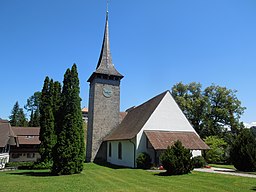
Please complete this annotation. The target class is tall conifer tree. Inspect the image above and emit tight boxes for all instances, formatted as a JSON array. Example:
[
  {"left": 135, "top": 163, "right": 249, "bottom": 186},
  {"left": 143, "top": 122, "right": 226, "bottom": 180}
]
[
  {"left": 39, "top": 77, "right": 57, "bottom": 163},
  {"left": 9, "top": 101, "right": 20, "bottom": 126},
  {"left": 9, "top": 101, "right": 28, "bottom": 127},
  {"left": 52, "top": 64, "right": 85, "bottom": 175},
  {"left": 17, "top": 108, "right": 28, "bottom": 127}
]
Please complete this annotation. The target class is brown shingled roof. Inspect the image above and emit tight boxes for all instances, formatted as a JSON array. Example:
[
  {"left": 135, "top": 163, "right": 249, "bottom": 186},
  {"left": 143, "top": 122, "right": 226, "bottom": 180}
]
[
  {"left": 119, "top": 112, "right": 127, "bottom": 123},
  {"left": 104, "top": 91, "right": 168, "bottom": 141},
  {"left": 17, "top": 136, "right": 40, "bottom": 145},
  {"left": 0, "top": 122, "right": 17, "bottom": 147},
  {"left": 12, "top": 127, "right": 40, "bottom": 145},
  {"left": 12, "top": 127, "right": 40, "bottom": 136},
  {"left": 0, "top": 119, "right": 9, "bottom": 124},
  {"left": 144, "top": 131, "right": 210, "bottom": 150}
]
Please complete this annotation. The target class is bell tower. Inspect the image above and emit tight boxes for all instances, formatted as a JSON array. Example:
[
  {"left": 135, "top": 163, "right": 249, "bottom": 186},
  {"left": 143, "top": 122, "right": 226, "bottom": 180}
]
[{"left": 86, "top": 10, "right": 123, "bottom": 162}]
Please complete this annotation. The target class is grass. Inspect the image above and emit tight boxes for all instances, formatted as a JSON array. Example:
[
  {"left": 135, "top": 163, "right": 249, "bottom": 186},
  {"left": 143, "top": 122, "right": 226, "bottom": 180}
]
[{"left": 0, "top": 163, "right": 255, "bottom": 192}]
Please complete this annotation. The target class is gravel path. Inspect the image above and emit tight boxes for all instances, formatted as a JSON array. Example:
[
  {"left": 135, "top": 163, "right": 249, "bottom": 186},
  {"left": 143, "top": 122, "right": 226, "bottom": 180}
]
[{"left": 194, "top": 167, "right": 256, "bottom": 178}]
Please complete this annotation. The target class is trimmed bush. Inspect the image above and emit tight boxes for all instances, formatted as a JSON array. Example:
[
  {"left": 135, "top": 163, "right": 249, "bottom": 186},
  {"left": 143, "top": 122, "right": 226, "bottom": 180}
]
[
  {"left": 192, "top": 156, "right": 206, "bottom": 168},
  {"left": 5, "top": 161, "right": 34, "bottom": 169},
  {"left": 32, "top": 161, "right": 52, "bottom": 170},
  {"left": 136, "top": 152, "right": 152, "bottom": 169},
  {"left": 160, "top": 140, "right": 193, "bottom": 175},
  {"left": 230, "top": 129, "right": 256, "bottom": 172}
]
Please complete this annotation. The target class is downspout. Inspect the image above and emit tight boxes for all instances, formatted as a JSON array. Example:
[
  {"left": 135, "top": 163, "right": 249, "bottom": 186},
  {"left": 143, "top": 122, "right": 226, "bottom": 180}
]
[{"left": 129, "top": 139, "right": 136, "bottom": 168}]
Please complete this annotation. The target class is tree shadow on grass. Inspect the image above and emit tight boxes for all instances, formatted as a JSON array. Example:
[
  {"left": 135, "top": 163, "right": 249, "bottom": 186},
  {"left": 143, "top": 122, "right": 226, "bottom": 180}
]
[
  {"left": 251, "top": 186, "right": 256, "bottom": 191},
  {"left": 154, "top": 171, "right": 193, "bottom": 177},
  {"left": 8, "top": 171, "right": 52, "bottom": 177},
  {"left": 94, "top": 161, "right": 131, "bottom": 170},
  {"left": 154, "top": 171, "right": 174, "bottom": 177}
]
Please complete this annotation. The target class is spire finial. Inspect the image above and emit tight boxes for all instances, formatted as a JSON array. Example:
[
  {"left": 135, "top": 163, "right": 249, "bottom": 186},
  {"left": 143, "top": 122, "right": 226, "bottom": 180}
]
[{"left": 107, "top": 0, "right": 109, "bottom": 13}]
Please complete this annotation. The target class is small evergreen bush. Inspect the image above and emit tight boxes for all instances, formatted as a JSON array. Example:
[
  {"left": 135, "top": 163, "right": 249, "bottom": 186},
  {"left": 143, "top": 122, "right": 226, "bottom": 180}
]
[
  {"left": 136, "top": 152, "right": 152, "bottom": 169},
  {"left": 192, "top": 156, "right": 206, "bottom": 168},
  {"left": 5, "top": 162, "right": 34, "bottom": 169},
  {"left": 32, "top": 161, "right": 52, "bottom": 170},
  {"left": 230, "top": 129, "right": 256, "bottom": 172},
  {"left": 160, "top": 140, "right": 193, "bottom": 175}
]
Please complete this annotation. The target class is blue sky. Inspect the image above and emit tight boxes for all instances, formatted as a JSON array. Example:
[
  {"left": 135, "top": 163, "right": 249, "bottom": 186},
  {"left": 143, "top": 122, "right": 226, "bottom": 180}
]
[{"left": 0, "top": 0, "right": 255, "bottom": 125}]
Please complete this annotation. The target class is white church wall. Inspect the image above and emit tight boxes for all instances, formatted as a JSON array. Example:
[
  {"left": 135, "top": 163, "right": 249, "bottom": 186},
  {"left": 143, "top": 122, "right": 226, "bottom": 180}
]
[
  {"left": 136, "top": 133, "right": 155, "bottom": 165},
  {"left": 142, "top": 92, "right": 197, "bottom": 133},
  {"left": 136, "top": 92, "right": 203, "bottom": 166},
  {"left": 107, "top": 140, "right": 135, "bottom": 168},
  {"left": 192, "top": 150, "right": 202, "bottom": 157}
]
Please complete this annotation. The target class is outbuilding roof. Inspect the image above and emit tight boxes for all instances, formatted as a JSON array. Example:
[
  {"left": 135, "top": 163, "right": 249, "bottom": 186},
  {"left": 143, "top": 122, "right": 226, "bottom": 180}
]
[
  {"left": 144, "top": 130, "right": 210, "bottom": 150},
  {"left": 0, "top": 121, "right": 17, "bottom": 147},
  {"left": 12, "top": 127, "right": 40, "bottom": 136},
  {"left": 12, "top": 127, "right": 40, "bottom": 145}
]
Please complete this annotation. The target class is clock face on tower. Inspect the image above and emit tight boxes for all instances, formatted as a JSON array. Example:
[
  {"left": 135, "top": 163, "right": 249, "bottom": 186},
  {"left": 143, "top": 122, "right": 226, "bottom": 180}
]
[{"left": 102, "top": 86, "right": 113, "bottom": 98}]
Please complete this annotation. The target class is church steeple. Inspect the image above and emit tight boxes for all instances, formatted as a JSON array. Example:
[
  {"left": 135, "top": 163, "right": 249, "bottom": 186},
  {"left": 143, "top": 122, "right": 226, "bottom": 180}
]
[
  {"left": 88, "top": 11, "right": 123, "bottom": 82},
  {"left": 86, "top": 8, "right": 123, "bottom": 162}
]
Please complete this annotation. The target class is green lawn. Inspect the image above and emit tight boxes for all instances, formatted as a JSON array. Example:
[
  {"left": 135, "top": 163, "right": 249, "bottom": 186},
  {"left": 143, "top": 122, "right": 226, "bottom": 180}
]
[{"left": 0, "top": 163, "right": 255, "bottom": 192}]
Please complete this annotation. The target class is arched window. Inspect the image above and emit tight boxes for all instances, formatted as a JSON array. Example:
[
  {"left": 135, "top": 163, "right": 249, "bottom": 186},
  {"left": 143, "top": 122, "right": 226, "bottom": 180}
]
[
  {"left": 118, "top": 142, "right": 122, "bottom": 160},
  {"left": 109, "top": 142, "right": 112, "bottom": 157}
]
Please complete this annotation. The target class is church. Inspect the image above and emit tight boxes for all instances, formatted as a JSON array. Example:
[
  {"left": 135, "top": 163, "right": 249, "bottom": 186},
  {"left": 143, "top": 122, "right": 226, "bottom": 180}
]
[{"left": 86, "top": 11, "right": 209, "bottom": 168}]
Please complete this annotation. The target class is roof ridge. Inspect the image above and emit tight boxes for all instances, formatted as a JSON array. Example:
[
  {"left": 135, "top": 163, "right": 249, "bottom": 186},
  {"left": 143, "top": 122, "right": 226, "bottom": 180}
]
[
  {"left": 129, "top": 90, "right": 169, "bottom": 112},
  {"left": 104, "top": 90, "right": 169, "bottom": 141}
]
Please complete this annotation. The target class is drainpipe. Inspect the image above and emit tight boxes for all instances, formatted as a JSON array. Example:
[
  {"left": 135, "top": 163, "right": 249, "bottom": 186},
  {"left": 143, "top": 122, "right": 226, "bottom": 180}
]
[{"left": 129, "top": 139, "right": 136, "bottom": 168}]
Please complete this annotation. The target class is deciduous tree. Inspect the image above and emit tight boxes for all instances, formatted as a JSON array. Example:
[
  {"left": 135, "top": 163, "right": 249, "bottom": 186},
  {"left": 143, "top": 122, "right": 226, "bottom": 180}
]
[
  {"left": 25, "top": 91, "right": 41, "bottom": 127},
  {"left": 203, "top": 136, "right": 227, "bottom": 164},
  {"left": 171, "top": 82, "right": 245, "bottom": 138}
]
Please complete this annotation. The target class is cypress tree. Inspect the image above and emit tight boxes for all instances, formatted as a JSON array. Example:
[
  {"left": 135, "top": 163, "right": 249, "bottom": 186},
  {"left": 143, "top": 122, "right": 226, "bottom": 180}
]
[
  {"left": 52, "top": 81, "right": 62, "bottom": 134},
  {"left": 29, "top": 110, "right": 34, "bottom": 127},
  {"left": 39, "top": 77, "right": 56, "bottom": 163},
  {"left": 32, "top": 108, "right": 40, "bottom": 127},
  {"left": 52, "top": 64, "right": 85, "bottom": 175}
]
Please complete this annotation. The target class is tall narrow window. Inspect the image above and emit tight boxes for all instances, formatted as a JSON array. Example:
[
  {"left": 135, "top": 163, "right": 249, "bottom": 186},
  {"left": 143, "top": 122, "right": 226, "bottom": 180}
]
[
  {"left": 109, "top": 142, "right": 112, "bottom": 157},
  {"left": 118, "top": 142, "right": 122, "bottom": 159}
]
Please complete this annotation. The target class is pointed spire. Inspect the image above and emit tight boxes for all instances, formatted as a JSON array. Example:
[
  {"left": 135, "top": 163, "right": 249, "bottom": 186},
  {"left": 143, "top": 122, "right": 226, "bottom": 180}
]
[
  {"left": 88, "top": 9, "right": 123, "bottom": 82},
  {"left": 96, "top": 10, "right": 112, "bottom": 69}
]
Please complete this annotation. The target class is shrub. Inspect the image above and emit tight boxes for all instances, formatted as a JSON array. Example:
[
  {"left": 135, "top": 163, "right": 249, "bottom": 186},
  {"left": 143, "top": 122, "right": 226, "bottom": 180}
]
[
  {"left": 32, "top": 161, "right": 52, "bottom": 170},
  {"left": 136, "top": 152, "right": 152, "bottom": 169},
  {"left": 192, "top": 156, "right": 206, "bottom": 168},
  {"left": 230, "top": 129, "right": 256, "bottom": 172},
  {"left": 160, "top": 140, "right": 193, "bottom": 175},
  {"left": 203, "top": 136, "right": 227, "bottom": 164},
  {"left": 5, "top": 161, "right": 34, "bottom": 169}
]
